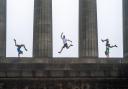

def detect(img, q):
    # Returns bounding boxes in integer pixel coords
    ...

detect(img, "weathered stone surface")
[33,0,52,58]
[123,0,128,58]
[79,0,98,58]
[0,58,127,78]
[0,58,128,89]
[0,78,128,89]
[0,0,6,57]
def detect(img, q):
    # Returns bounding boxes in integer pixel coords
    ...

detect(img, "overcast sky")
[97,0,123,58]
[6,0,34,57]
[6,0,123,58]
[52,0,79,57]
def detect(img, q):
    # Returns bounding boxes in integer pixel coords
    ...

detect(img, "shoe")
[115,45,117,47]
[70,44,73,46]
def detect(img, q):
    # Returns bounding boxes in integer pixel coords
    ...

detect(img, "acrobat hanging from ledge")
[58,32,73,53]
[14,39,28,57]
[101,38,117,58]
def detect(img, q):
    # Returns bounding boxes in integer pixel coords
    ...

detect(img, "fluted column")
[123,0,128,58]
[79,0,98,58]
[0,0,6,57]
[33,0,52,58]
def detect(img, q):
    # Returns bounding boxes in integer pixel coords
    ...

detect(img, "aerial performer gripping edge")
[14,39,28,57]
[101,39,117,58]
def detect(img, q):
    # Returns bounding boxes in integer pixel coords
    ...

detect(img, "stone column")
[0,0,6,57]
[79,0,98,58]
[33,0,52,58]
[123,0,128,58]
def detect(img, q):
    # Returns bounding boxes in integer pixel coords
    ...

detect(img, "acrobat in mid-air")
[101,39,117,58]
[58,32,73,53]
[14,39,28,57]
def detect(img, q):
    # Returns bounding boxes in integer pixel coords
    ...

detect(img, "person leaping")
[58,32,73,53]
[101,38,117,58]
[14,39,28,57]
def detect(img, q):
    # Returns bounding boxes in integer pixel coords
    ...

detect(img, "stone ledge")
[0,57,124,63]
[0,63,128,78]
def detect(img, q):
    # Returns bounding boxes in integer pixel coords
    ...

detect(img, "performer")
[58,32,73,53]
[101,39,117,58]
[14,39,28,57]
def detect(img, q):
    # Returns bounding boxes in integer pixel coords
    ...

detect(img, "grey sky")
[97,0,123,58]
[52,0,79,57]
[6,0,34,57]
[6,0,123,58]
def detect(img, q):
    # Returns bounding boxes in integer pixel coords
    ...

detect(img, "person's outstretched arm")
[61,32,63,39]
[101,39,108,42]
[109,45,118,48]
[14,39,17,46]
[23,45,28,51]
[67,39,72,42]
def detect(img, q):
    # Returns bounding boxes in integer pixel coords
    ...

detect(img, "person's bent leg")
[66,43,73,49]
[58,46,65,53]
[68,44,73,48]
[18,53,20,58]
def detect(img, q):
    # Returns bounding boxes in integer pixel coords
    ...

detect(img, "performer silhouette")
[101,39,117,58]
[14,39,27,57]
[58,33,73,53]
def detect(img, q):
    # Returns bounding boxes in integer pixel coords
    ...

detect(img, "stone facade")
[0,58,128,89]
[0,0,6,57]
[0,0,128,89]
[0,78,128,89]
